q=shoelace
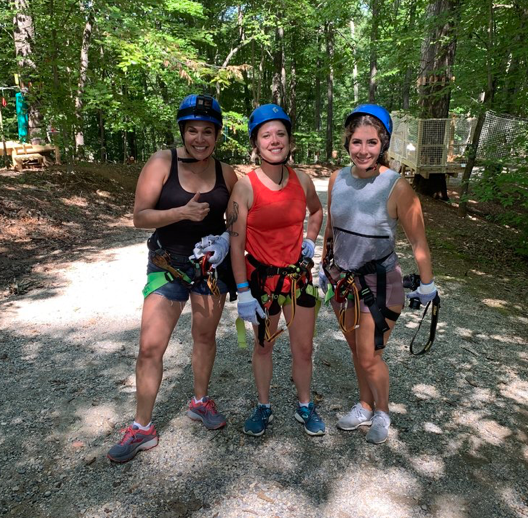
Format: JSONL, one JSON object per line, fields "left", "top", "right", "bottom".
{"left": 118, "top": 426, "right": 138, "bottom": 445}
{"left": 202, "top": 399, "right": 217, "bottom": 412}
{"left": 252, "top": 406, "right": 269, "bottom": 421}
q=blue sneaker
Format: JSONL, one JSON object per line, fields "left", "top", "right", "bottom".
{"left": 107, "top": 424, "right": 159, "bottom": 463}
{"left": 243, "top": 405, "right": 273, "bottom": 436}
{"left": 295, "top": 402, "right": 326, "bottom": 436}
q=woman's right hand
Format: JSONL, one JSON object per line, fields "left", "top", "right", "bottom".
{"left": 237, "top": 290, "right": 266, "bottom": 325}
{"left": 183, "top": 192, "right": 210, "bottom": 221}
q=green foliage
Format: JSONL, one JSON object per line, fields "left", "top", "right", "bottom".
{"left": 471, "top": 141, "right": 528, "bottom": 257}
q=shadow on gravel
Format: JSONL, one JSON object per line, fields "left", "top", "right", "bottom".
{"left": 1, "top": 183, "right": 527, "bottom": 517}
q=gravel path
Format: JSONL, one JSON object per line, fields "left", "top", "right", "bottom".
{"left": 1, "top": 179, "right": 527, "bottom": 518}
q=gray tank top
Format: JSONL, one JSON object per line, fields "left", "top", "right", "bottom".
{"left": 330, "top": 166, "right": 401, "bottom": 272}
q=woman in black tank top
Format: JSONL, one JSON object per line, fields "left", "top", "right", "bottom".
{"left": 107, "top": 94, "right": 238, "bottom": 463}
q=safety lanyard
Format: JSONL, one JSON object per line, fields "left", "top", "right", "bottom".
{"left": 409, "top": 294, "right": 441, "bottom": 355}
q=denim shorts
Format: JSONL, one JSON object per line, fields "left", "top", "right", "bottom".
{"left": 146, "top": 252, "right": 229, "bottom": 302}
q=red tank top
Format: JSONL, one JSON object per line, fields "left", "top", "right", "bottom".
{"left": 246, "top": 167, "right": 306, "bottom": 292}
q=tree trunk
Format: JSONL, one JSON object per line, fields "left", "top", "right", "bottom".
{"left": 75, "top": 8, "right": 95, "bottom": 157}
{"left": 369, "top": 0, "right": 379, "bottom": 103}
{"left": 315, "top": 33, "right": 321, "bottom": 133}
{"left": 13, "top": 0, "right": 42, "bottom": 143}
{"left": 98, "top": 109, "right": 106, "bottom": 162}
{"left": 325, "top": 22, "right": 334, "bottom": 162}
{"left": 272, "top": 27, "right": 284, "bottom": 106}
{"left": 350, "top": 20, "right": 359, "bottom": 103}
{"left": 459, "top": 0, "right": 497, "bottom": 216}
{"left": 416, "top": 0, "right": 459, "bottom": 200}
{"left": 402, "top": 2, "right": 417, "bottom": 109}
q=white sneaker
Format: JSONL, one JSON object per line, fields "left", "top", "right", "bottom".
{"left": 336, "top": 403, "right": 373, "bottom": 431}
{"left": 366, "top": 410, "right": 390, "bottom": 444}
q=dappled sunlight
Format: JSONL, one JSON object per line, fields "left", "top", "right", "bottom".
{"left": 430, "top": 493, "right": 469, "bottom": 517}
{"left": 60, "top": 196, "right": 88, "bottom": 208}
{"left": 325, "top": 466, "right": 422, "bottom": 516}
{"left": 76, "top": 405, "right": 116, "bottom": 439}
{"left": 423, "top": 422, "right": 444, "bottom": 435}
{"left": 412, "top": 383, "right": 440, "bottom": 400}
{"left": 410, "top": 454, "right": 446, "bottom": 478}
{"left": 499, "top": 379, "right": 528, "bottom": 405}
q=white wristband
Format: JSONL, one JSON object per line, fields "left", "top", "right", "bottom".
{"left": 418, "top": 280, "right": 436, "bottom": 295}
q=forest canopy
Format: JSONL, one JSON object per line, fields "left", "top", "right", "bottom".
{"left": 1, "top": 0, "right": 527, "bottom": 165}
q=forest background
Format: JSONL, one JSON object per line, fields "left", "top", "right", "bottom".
{"left": 1, "top": 0, "right": 528, "bottom": 254}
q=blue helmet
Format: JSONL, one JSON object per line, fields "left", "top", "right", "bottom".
{"left": 248, "top": 104, "right": 291, "bottom": 139}
{"left": 177, "top": 94, "right": 223, "bottom": 129}
{"left": 344, "top": 104, "right": 392, "bottom": 136}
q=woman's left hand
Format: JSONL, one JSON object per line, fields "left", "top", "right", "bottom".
{"left": 203, "top": 231, "right": 230, "bottom": 267}
{"left": 406, "top": 280, "right": 437, "bottom": 305}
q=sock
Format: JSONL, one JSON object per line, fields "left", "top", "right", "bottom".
{"left": 133, "top": 421, "right": 151, "bottom": 431}
{"left": 193, "top": 396, "right": 204, "bottom": 404}
{"left": 258, "top": 402, "right": 271, "bottom": 408}
{"left": 298, "top": 401, "right": 310, "bottom": 408}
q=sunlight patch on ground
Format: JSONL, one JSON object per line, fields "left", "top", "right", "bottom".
{"left": 326, "top": 467, "right": 421, "bottom": 517}
{"left": 60, "top": 195, "right": 88, "bottom": 207}
{"left": 500, "top": 380, "right": 528, "bottom": 405}
{"left": 423, "top": 422, "right": 444, "bottom": 435}
{"left": 412, "top": 384, "right": 440, "bottom": 400}
{"left": 76, "top": 404, "right": 116, "bottom": 439}
{"left": 410, "top": 454, "right": 445, "bottom": 478}
{"left": 482, "top": 298, "right": 508, "bottom": 309}
{"left": 455, "top": 410, "right": 512, "bottom": 447}
{"left": 389, "top": 402, "right": 408, "bottom": 414}
{"left": 430, "top": 493, "right": 469, "bottom": 517}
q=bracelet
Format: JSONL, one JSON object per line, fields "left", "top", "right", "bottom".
{"left": 236, "top": 281, "right": 249, "bottom": 289}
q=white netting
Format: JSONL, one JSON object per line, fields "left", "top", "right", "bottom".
{"left": 477, "top": 111, "right": 528, "bottom": 161}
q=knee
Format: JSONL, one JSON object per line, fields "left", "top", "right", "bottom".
{"left": 291, "top": 340, "right": 313, "bottom": 363}
{"left": 253, "top": 342, "right": 274, "bottom": 358}
{"left": 191, "top": 327, "right": 216, "bottom": 345}
{"left": 356, "top": 354, "right": 380, "bottom": 373}
{"left": 138, "top": 338, "right": 165, "bottom": 362}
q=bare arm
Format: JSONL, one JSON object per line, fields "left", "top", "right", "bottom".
{"left": 227, "top": 178, "right": 253, "bottom": 288}
{"left": 296, "top": 170, "right": 323, "bottom": 243}
{"left": 133, "top": 150, "right": 210, "bottom": 229}
{"left": 392, "top": 179, "right": 434, "bottom": 284}
{"left": 322, "top": 170, "right": 339, "bottom": 259}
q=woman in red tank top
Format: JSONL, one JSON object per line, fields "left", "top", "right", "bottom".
{"left": 228, "top": 104, "right": 325, "bottom": 437}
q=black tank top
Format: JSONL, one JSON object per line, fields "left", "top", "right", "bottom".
{"left": 155, "top": 149, "right": 229, "bottom": 255}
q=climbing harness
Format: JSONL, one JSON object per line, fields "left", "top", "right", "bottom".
{"left": 141, "top": 233, "right": 222, "bottom": 299}
{"left": 247, "top": 254, "right": 318, "bottom": 345}
{"left": 323, "top": 238, "right": 400, "bottom": 350}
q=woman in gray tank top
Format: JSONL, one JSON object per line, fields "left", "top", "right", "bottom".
{"left": 319, "top": 104, "right": 438, "bottom": 444}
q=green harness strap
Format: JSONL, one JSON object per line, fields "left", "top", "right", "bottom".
{"left": 142, "top": 269, "right": 194, "bottom": 299}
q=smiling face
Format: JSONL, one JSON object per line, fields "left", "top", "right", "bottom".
{"left": 348, "top": 124, "right": 382, "bottom": 172}
{"left": 254, "top": 120, "right": 290, "bottom": 163}
{"left": 183, "top": 120, "right": 218, "bottom": 159}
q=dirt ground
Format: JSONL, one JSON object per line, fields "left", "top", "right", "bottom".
{"left": 0, "top": 161, "right": 526, "bottom": 304}
{"left": 1, "top": 161, "right": 527, "bottom": 518}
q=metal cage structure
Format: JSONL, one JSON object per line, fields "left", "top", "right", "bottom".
{"left": 389, "top": 115, "right": 475, "bottom": 178}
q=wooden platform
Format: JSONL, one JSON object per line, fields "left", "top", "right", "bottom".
{"left": 0, "top": 141, "right": 61, "bottom": 171}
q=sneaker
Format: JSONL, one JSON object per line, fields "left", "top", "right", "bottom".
{"left": 337, "top": 403, "right": 373, "bottom": 431}
{"left": 107, "top": 424, "right": 159, "bottom": 463}
{"left": 187, "top": 397, "right": 226, "bottom": 430}
{"left": 294, "top": 402, "right": 326, "bottom": 436}
{"left": 366, "top": 410, "right": 391, "bottom": 444}
{"left": 243, "top": 405, "right": 273, "bottom": 437}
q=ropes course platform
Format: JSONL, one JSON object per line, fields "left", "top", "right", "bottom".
{"left": 388, "top": 111, "right": 528, "bottom": 179}
{"left": 0, "top": 141, "right": 61, "bottom": 171}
